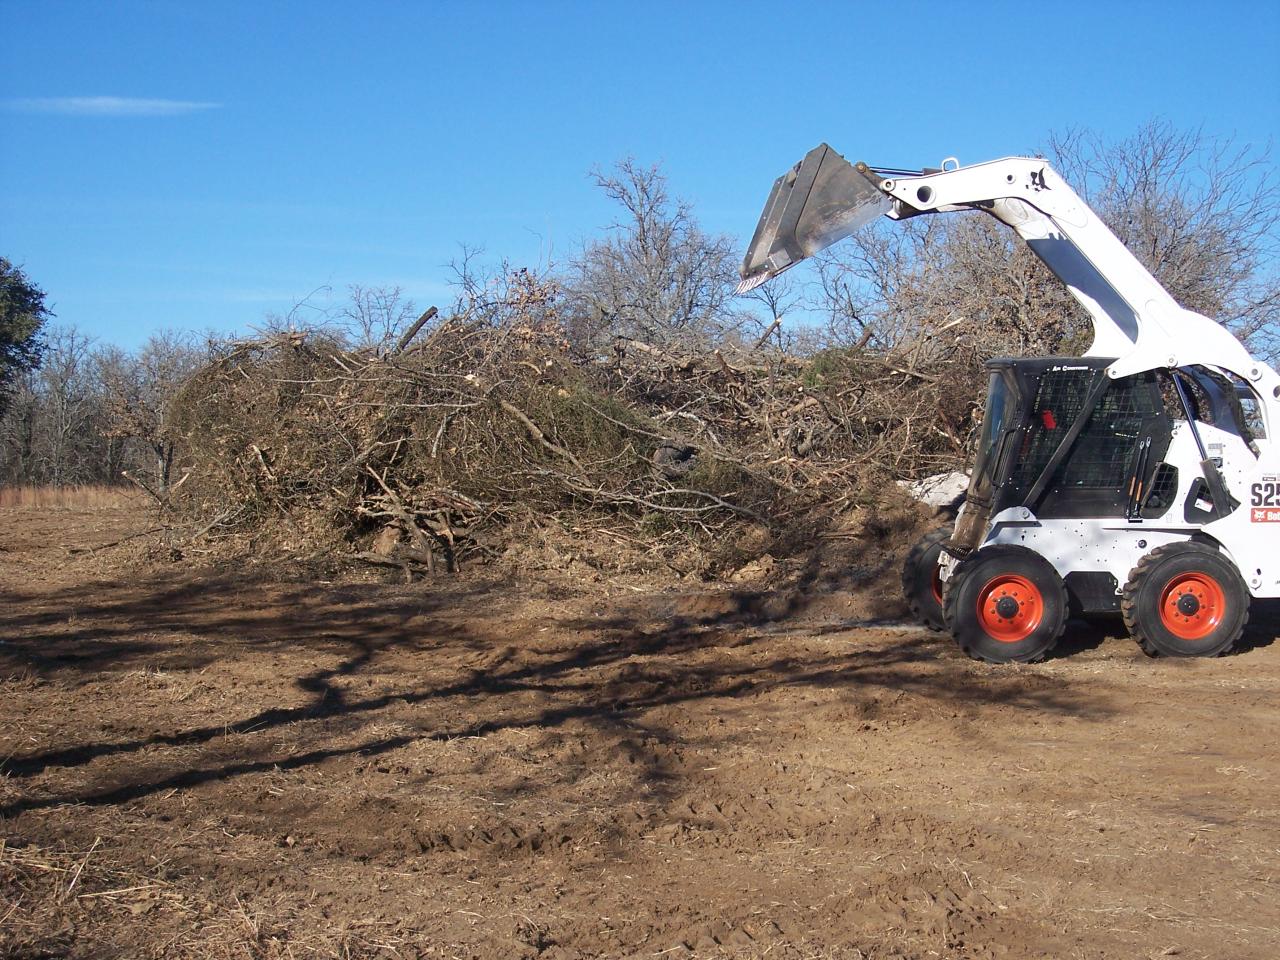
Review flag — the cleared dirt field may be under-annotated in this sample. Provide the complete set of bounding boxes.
[2,506,1279,959]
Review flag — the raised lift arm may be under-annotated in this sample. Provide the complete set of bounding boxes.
[737,144,1279,427]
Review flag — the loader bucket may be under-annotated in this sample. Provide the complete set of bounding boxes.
[736,143,891,294]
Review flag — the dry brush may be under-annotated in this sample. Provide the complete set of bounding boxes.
[164,291,977,579]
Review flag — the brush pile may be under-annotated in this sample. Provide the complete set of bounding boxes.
[166,282,978,579]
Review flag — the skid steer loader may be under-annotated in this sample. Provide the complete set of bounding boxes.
[738,144,1280,663]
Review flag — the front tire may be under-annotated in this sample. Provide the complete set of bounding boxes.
[944,546,1068,663]
[902,526,952,631]
[1121,542,1249,657]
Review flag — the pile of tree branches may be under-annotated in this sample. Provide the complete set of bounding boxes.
[165,282,974,579]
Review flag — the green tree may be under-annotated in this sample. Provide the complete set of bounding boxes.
[0,258,51,411]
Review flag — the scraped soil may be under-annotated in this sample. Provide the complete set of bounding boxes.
[2,507,1279,959]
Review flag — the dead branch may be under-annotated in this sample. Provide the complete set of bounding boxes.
[496,399,585,473]
[393,306,439,354]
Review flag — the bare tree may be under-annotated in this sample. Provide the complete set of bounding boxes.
[97,330,204,491]
[739,272,803,350]
[813,121,1279,365]
[815,192,1091,364]
[339,284,418,349]
[0,325,212,489]
[445,247,565,337]
[0,369,38,484]
[1049,121,1280,362]
[254,285,336,341]
[564,159,748,350]
[25,325,99,485]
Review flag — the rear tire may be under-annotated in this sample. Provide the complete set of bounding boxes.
[944,546,1068,663]
[902,526,952,631]
[1121,542,1249,657]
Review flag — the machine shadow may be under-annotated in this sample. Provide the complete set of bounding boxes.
[1051,597,1280,660]
[1238,598,1280,654]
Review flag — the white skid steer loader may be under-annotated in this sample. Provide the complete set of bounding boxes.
[738,144,1280,663]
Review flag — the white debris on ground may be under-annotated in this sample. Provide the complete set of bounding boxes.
[899,471,969,509]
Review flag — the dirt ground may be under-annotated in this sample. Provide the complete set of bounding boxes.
[2,506,1278,960]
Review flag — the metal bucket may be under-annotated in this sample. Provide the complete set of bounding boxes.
[737,143,890,293]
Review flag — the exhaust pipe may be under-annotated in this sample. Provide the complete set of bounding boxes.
[736,143,891,294]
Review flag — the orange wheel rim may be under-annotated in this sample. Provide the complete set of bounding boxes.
[975,574,1043,643]
[1159,573,1225,640]
[931,567,944,605]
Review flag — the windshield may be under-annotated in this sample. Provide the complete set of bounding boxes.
[969,371,1012,502]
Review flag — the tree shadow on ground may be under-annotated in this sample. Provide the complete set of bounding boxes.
[0,563,1153,818]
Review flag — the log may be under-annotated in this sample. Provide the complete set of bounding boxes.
[393,306,438,354]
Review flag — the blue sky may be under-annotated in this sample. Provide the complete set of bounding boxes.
[2,0,1278,349]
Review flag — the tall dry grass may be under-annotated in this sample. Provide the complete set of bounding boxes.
[0,484,142,509]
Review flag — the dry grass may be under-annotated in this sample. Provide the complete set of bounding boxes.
[0,835,389,959]
[0,485,142,509]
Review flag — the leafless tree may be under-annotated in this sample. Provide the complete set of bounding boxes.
[254,285,336,340]
[338,284,418,349]
[0,326,101,485]
[739,272,804,350]
[97,330,204,490]
[564,159,750,351]
[0,325,205,489]
[813,121,1279,366]
[1049,121,1280,362]
[0,369,38,483]
[445,247,565,336]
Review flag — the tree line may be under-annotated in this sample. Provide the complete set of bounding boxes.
[2,121,1277,491]
[0,316,204,489]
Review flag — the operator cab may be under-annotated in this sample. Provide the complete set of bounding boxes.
[951,357,1262,561]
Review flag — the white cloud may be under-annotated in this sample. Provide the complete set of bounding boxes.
[4,97,221,117]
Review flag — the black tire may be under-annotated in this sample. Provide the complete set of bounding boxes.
[943,545,1068,664]
[1121,542,1249,657]
[902,526,952,631]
